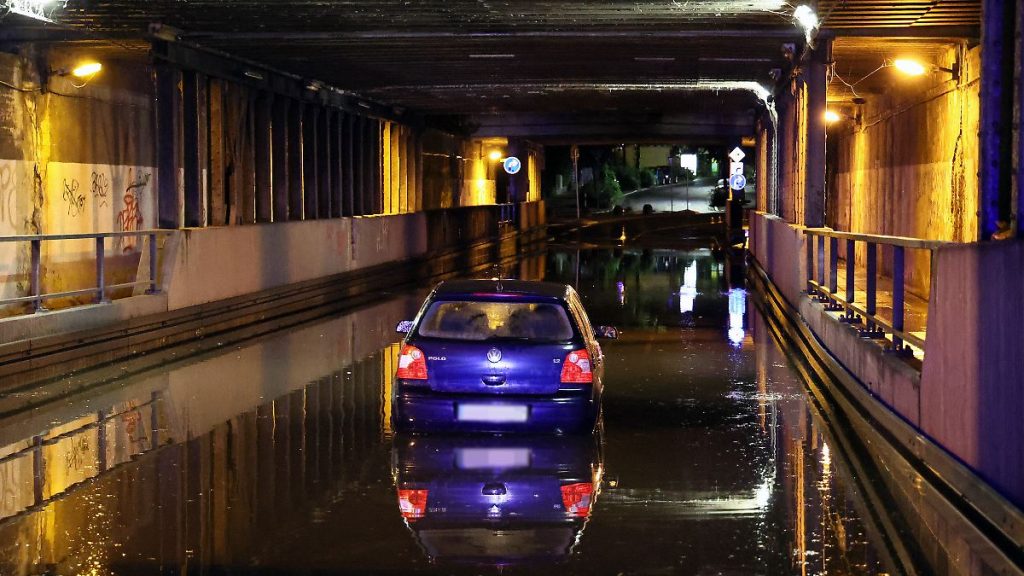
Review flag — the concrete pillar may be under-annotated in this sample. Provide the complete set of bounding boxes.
[271,96,290,221]
[156,64,181,228]
[980,0,1016,238]
[804,39,830,228]
[254,93,273,223]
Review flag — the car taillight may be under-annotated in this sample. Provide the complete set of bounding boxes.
[398,489,428,521]
[396,345,427,380]
[560,482,593,517]
[560,350,593,384]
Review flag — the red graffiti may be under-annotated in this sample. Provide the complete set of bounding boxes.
[116,170,150,252]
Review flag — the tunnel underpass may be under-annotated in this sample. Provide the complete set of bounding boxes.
[2,1,1023,575]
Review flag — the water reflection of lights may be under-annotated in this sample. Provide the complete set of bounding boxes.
[728,289,747,346]
[616,281,625,306]
[679,261,697,314]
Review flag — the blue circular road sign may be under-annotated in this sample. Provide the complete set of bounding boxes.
[729,173,747,191]
[503,156,522,175]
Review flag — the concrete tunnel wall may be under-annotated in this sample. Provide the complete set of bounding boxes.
[828,45,981,299]
[0,47,545,318]
[751,211,1024,510]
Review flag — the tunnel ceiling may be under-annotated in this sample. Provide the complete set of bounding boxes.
[2,0,981,139]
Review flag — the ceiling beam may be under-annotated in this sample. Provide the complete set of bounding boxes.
[180,29,806,41]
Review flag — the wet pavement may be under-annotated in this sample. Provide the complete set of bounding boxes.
[0,245,904,575]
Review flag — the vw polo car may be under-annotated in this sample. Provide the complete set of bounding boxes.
[392,279,616,434]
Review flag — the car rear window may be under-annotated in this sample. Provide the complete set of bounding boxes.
[416,300,575,341]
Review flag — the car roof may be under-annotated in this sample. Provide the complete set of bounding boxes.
[433,279,571,300]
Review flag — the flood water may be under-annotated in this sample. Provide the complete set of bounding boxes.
[0,246,896,575]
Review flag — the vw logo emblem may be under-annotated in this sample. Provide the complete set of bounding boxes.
[487,348,502,363]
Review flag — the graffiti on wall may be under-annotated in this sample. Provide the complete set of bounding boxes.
[91,171,109,208]
[0,162,13,225]
[61,178,85,218]
[116,169,149,252]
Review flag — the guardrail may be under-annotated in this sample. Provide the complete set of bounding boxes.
[498,202,518,226]
[802,228,950,355]
[0,230,174,313]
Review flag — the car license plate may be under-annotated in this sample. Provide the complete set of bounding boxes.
[456,448,531,469]
[457,404,528,423]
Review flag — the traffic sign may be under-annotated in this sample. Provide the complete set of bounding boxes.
[503,156,522,175]
[729,173,747,191]
[728,147,745,163]
[730,162,744,176]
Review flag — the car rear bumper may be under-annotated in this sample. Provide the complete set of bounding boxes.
[393,388,598,434]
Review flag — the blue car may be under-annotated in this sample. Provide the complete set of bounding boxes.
[393,279,617,434]
[393,433,602,565]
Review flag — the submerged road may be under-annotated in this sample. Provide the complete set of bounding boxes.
[0,242,994,575]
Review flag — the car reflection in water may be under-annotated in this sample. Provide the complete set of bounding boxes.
[392,432,603,566]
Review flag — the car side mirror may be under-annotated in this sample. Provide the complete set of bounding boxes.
[596,326,619,339]
[396,320,414,334]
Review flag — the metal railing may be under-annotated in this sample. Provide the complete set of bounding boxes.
[802,228,950,355]
[0,230,174,313]
[498,202,518,226]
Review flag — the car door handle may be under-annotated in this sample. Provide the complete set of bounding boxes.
[482,374,506,386]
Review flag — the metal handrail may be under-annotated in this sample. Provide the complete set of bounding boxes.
[0,230,175,313]
[803,227,948,357]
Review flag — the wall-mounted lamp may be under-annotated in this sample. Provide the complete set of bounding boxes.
[47,60,102,91]
[488,150,503,162]
[54,61,102,79]
[891,58,959,81]
[824,108,861,128]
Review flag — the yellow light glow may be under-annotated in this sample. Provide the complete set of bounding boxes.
[488,150,503,161]
[824,110,841,123]
[71,62,102,78]
[893,59,926,76]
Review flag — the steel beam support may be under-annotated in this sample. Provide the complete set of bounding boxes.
[367,119,381,214]
[318,107,333,218]
[980,0,1016,239]
[414,129,424,211]
[272,95,290,221]
[344,113,356,216]
[181,71,205,227]
[254,92,274,223]
[155,64,181,228]
[303,104,320,219]
[354,115,365,216]
[332,110,344,218]
[287,100,304,219]
[241,95,258,224]
[804,39,830,228]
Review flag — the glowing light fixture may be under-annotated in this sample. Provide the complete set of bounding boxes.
[824,110,841,124]
[487,150,503,161]
[893,59,926,76]
[70,61,102,78]
[4,0,64,22]
[793,5,819,40]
